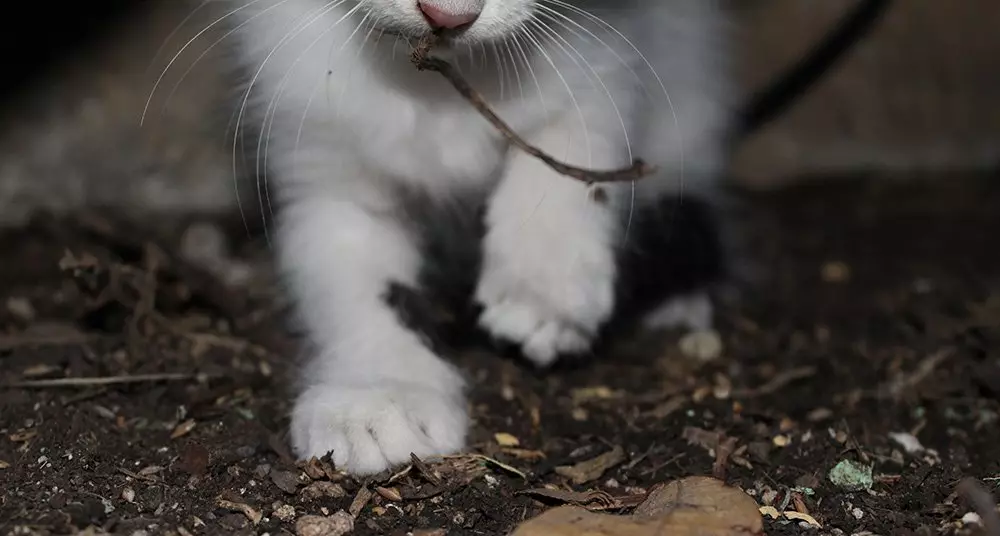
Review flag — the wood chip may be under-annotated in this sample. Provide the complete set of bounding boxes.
[494,432,521,447]
[216,498,262,526]
[349,486,374,518]
[375,486,402,502]
[298,456,335,480]
[410,453,443,486]
[555,446,626,485]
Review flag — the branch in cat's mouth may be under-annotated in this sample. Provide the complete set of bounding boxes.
[410,34,654,185]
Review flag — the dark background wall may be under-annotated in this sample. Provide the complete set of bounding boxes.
[0,0,152,104]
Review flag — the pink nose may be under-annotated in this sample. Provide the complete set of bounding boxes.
[418,1,480,30]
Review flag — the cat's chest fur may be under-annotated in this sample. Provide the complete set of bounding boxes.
[252,32,532,194]
[338,64,514,191]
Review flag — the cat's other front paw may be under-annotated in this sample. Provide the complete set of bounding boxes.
[474,241,615,367]
[291,380,468,475]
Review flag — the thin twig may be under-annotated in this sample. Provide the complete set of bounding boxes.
[879,348,954,400]
[0,333,98,352]
[4,373,202,388]
[732,366,818,398]
[411,34,653,184]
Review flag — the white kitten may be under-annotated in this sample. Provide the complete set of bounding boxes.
[227,0,732,474]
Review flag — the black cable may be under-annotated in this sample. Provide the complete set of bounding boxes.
[734,0,893,141]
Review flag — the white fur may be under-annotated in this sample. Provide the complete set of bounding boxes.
[227,0,732,474]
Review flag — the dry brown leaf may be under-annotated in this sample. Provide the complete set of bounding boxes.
[511,476,763,536]
[298,456,333,480]
[519,488,626,511]
[555,446,626,485]
[785,511,822,527]
[759,506,780,520]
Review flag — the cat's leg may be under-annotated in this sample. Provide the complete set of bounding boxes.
[475,117,629,366]
[281,185,467,475]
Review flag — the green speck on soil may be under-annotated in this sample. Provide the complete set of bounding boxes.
[828,459,874,491]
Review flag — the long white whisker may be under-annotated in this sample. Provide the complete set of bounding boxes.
[531,12,641,240]
[502,38,524,101]
[264,6,375,232]
[142,0,267,126]
[523,19,590,166]
[510,28,546,114]
[334,8,376,110]
[145,0,211,76]
[297,22,385,172]
[490,41,506,100]
[238,0,353,244]
[532,13,632,162]
[539,0,683,240]
[161,0,299,120]
[540,0,683,185]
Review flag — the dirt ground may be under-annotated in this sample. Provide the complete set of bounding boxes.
[1,174,999,536]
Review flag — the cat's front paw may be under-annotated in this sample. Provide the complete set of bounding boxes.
[475,240,615,367]
[291,380,468,475]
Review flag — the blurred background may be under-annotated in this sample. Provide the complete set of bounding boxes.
[0,0,997,227]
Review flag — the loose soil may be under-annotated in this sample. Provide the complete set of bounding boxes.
[1,174,999,536]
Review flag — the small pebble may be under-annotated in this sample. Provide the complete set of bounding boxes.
[295,512,353,536]
[888,432,924,454]
[254,464,272,479]
[301,481,347,501]
[270,468,302,494]
[5,297,35,322]
[220,513,249,530]
[679,330,723,361]
[272,504,296,522]
[821,261,851,283]
[961,512,983,526]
